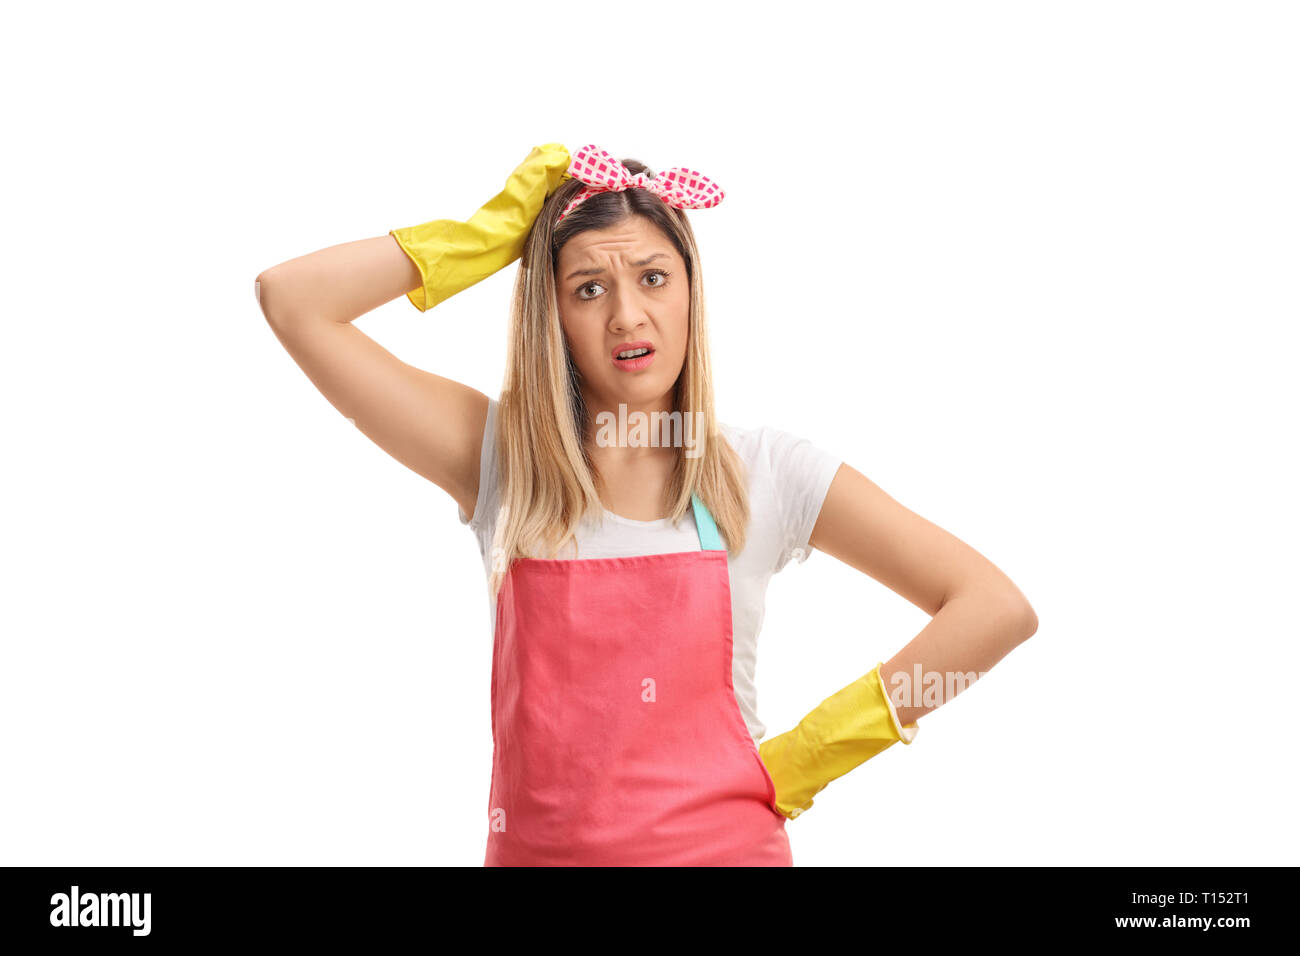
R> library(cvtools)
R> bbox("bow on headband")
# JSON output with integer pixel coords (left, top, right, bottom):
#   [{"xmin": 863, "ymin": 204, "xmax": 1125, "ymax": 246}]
[{"xmin": 556, "ymin": 144, "xmax": 725, "ymax": 224}]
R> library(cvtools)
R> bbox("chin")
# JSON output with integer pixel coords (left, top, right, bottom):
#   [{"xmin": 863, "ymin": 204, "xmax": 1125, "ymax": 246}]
[{"xmin": 620, "ymin": 372, "xmax": 678, "ymax": 397}]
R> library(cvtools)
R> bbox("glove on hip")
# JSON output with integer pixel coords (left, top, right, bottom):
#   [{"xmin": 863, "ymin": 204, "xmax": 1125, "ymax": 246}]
[{"xmin": 758, "ymin": 662, "xmax": 918, "ymax": 820}]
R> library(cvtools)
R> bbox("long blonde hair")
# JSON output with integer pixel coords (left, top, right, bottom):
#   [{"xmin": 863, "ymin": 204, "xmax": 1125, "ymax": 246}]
[{"xmin": 488, "ymin": 154, "xmax": 749, "ymax": 597}]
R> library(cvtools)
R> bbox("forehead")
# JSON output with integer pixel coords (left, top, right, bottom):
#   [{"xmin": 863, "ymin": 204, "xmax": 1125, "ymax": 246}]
[{"xmin": 558, "ymin": 217, "xmax": 677, "ymax": 265}]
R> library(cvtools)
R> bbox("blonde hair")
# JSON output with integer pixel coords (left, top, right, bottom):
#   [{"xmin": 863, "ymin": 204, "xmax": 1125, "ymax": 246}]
[{"xmin": 488, "ymin": 155, "xmax": 749, "ymax": 597}]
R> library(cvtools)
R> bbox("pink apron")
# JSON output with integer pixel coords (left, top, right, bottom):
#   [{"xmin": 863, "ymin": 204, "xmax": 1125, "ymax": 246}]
[{"xmin": 485, "ymin": 494, "xmax": 792, "ymax": 866}]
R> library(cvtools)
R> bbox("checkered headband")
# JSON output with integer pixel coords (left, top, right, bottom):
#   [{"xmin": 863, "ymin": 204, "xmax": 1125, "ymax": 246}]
[{"xmin": 556, "ymin": 144, "xmax": 724, "ymax": 225}]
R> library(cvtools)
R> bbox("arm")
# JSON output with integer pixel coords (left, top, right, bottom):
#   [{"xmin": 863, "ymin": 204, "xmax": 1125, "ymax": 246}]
[
  {"xmin": 254, "ymin": 236, "xmax": 487, "ymax": 521},
  {"xmin": 757, "ymin": 462, "xmax": 1037, "ymax": 820},
  {"xmin": 810, "ymin": 462, "xmax": 1039, "ymax": 725}
]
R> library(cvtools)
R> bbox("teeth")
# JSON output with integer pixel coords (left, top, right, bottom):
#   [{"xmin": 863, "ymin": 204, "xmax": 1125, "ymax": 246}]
[{"xmin": 618, "ymin": 348, "xmax": 650, "ymax": 359}]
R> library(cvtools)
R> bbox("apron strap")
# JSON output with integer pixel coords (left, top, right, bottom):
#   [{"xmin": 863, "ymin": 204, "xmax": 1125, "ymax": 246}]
[{"xmin": 690, "ymin": 493, "xmax": 725, "ymax": 552}]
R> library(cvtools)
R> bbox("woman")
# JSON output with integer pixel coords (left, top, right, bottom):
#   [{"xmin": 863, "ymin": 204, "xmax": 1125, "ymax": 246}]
[{"xmin": 255, "ymin": 143, "xmax": 1038, "ymax": 866}]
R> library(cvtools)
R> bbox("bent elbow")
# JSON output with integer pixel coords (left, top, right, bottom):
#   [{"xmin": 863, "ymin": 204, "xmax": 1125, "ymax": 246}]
[
  {"xmin": 255, "ymin": 268, "xmax": 293, "ymax": 328},
  {"xmin": 254, "ymin": 269, "xmax": 271, "ymax": 312},
  {"xmin": 991, "ymin": 591, "xmax": 1038, "ymax": 645},
  {"xmin": 1018, "ymin": 602, "xmax": 1039, "ymax": 640}
]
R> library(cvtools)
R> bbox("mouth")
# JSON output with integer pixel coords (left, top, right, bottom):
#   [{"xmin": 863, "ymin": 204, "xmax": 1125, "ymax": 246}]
[{"xmin": 611, "ymin": 341, "xmax": 657, "ymax": 371}]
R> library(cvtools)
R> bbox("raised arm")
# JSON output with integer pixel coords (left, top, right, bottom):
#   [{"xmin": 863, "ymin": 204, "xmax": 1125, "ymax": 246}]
[
  {"xmin": 254, "ymin": 235, "xmax": 488, "ymax": 521},
  {"xmin": 254, "ymin": 144, "xmax": 573, "ymax": 520}
]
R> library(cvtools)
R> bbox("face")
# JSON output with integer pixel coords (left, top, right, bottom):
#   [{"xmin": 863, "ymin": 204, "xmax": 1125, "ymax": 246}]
[{"xmin": 555, "ymin": 216, "xmax": 690, "ymax": 418}]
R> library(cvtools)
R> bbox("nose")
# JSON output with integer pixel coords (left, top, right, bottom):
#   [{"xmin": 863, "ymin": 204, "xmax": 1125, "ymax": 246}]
[{"xmin": 606, "ymin": 284, "xmax": 651, "ymax": 335}]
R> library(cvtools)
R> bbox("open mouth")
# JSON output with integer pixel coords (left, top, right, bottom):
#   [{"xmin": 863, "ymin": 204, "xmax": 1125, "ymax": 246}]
[{"xmin": 611, "ymin": 341, "xmax": 657, "ymax": 371}]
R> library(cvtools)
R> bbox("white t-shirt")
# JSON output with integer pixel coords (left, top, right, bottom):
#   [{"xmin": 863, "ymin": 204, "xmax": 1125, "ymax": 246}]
[{"xmin": 457, "ymin": 397, "xmax": 843, "ymax": 744}]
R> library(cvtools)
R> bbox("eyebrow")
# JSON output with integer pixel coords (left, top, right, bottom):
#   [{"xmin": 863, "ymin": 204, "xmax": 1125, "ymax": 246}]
[{"xmin": 563, "ymin": 253, "xmax": 670, "ymax": 282}]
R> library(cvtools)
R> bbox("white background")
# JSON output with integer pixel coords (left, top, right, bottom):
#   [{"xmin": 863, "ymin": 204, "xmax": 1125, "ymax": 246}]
[{"xmin": 3, "ymin": 0, "xmax": 1296, "ymax": 867}]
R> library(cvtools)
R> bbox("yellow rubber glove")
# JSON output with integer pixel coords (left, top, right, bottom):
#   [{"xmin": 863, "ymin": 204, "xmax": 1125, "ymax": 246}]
[
  {"xmin": 389, "ymin": 143, "xmax": 573, "ymax": 312},
  {"xmin": 758, "ymin": 662, "xmax": 918, "ymax": 820}
]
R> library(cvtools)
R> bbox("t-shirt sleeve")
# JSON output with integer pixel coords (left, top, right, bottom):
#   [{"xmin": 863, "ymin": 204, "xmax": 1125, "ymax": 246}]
[
  {"xmin": 763, "ymin": 425, "xmax": 843, "ymax": 572},
  {"xmin": 458, "ymin": 396, "xmax": 499, "ymax": 532}
]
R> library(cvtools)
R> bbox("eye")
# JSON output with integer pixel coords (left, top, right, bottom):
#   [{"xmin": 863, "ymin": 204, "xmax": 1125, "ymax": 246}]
[{"xmin": 576, "ymin": 269, "xmax": 672, "ymax": 300}]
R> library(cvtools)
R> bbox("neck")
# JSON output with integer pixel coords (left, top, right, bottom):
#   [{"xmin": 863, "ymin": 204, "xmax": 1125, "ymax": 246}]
[{"xmin": 581, "ymin": 388, "xmax": 681, "ymax": 498}]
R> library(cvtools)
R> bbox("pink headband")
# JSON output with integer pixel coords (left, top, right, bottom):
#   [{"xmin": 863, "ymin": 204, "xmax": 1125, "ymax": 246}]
[{"xmin": 556, "ymin": 144, "xmax": 725, "ymax": 225}]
